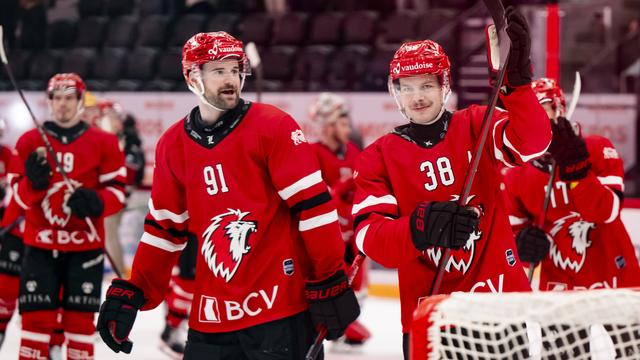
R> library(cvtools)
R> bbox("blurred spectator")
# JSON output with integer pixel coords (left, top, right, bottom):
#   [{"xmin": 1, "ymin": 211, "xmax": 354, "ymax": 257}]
[
  {"xmin": 17, "ymin": 0, "xmax": 47, "ymax": 50},
  {"xmin": 264, "ymin": 0, "xmax": 287, "ymax": 15},
  {"xmin": 0, "ymin": 0, "xmax": 19, "ymax": 48}
]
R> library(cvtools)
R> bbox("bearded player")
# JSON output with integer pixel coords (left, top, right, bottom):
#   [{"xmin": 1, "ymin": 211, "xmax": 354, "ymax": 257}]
[
  {"xmin": 503, "ymin": 77, "xmax": 640, "ymax": 291},
  {"xmin": 97, "ymin": 32, "xmax": 359, "ymax": 360},
  {"xmin": 350, "ymin": 7, "xmax": 551, "ymax": 358},
  {"xmin": 11, "ymin": 73, "xmax": 126, "ymax": 360}
]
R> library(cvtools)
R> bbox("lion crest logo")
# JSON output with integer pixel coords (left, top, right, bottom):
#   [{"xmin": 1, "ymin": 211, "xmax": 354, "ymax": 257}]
[
  {"xmin": 41, "ymin": 180, "xmax": 81, "ymax": 227},
  {"xmin": 549, "ymin": 212, "xmax": 595, "ymax": 273},
  {"xmin": 201, "ymin": 209, "xmax": 257, "ymax": 283}
]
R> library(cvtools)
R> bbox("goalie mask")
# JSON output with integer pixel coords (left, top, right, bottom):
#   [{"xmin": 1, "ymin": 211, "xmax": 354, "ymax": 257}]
[
  {"xmin": 182, "ymin": 32, "xmax": 251, "ymax": 111},
  {"xmin": 388, "ymin": 40, "xmax": 451, "ymax": 122},
  {"xmin": 531, "ymin": 77, "xmax": 566, "ymax": 117},
  {"xmin": 309, "ymin": 92, "xmax": 350, "ymax": 126}
]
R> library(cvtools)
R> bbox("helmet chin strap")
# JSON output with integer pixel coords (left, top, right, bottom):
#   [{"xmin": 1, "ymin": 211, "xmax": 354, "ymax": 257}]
[{"xmin": 187, "ymin": 69, "xmax": 246, "ymax": 113}]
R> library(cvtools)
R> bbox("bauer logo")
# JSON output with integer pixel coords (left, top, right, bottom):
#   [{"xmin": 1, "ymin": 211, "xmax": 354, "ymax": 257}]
[
  {"xmin": 283, "ymin": 258, "xmax": 294, "ymax": 276},
  {"xmin": 199, "ymin": 295, "xmax": 221, "ymax": 323},
  {"xmin": 505, "ymin": 249, "xmax": 516, "ymax": 266}
]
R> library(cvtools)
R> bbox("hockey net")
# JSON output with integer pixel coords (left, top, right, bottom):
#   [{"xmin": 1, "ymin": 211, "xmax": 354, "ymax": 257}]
[{"xmin": 410, "ymin": 289, "xmax": 640, "ymax": 360}]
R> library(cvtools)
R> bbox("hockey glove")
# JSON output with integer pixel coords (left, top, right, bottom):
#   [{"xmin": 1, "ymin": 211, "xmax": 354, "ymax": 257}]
[
  {"xmin": 97, "ymin": 279, "xmax": 146, "ymax": 354},
  {"xmin": 410, "ymin": 201, "xmax": 479, "ymax": 251},
  {"xmin": 67, "ymin": 188, "xmax": 104, "ymax": 218},
  {"xmin": 515, "ymin": 226, "xmax": 550, "ymax": 264},
  {"xmin": 305, "ymin": 270, "xmax": 360, "ymax": 340},
  {"xmin": 548, "ymin": 117, "xmax": 591, "ymax": 181},
  {"xmin": 25, "ymin": 151, "xmax": 51, "ymax": 190},
  {"xmin": 505, "ymin": 6, "xmax": 532, "ymax": 87}
]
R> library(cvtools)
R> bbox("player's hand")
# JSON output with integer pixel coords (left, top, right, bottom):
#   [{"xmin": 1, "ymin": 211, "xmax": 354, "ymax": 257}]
[
  {"xmin": 97, "ymin": 279, "xmax": 146, "ymax": 354},
  {"xmin": 410, "ymin": 201, "xmax": 479, "ymax": 251},
  {"xmin": 305, "ymin": 269, "xmax": 360, "ymax": 340},
  {"xmin": 505, "ymin": 6, "xmax": 532, "ymax": 87},
  {"xmin": 67, "ymin": 188, "xmax": 104, "ymax": 218},
  {"xmin": 25, "ymin": 151, "xmax": 51, "ymax": 190},
  {"xmin": 548, "ymin": 117, "xmax": 591, "ymax": 181},
  {"xmin": 515, "ymin": 226, "xmax": 550, "ymax": 263}
]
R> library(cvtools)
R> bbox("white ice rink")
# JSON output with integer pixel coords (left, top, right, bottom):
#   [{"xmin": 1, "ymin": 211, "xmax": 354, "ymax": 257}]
[{"xmin": 0, "ymin": 287, "xmax": 404, "ymax": 360}]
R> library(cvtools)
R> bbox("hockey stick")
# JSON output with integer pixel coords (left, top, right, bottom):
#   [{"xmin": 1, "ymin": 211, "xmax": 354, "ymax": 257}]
[
  {"xmin": 0, "ymin": 26, "xmax": 124, "ymax": 278},
  {"xmin": 527, "ymin": 71, "xmax": 581, "ymax": 283},
  {"xmin": 245, "ymin": 42, "xmax": 263, "ymax": 103},
  {"xmin": 428, "ymin": 0, "xmax": 510, "ymax": 297},
  {"xmin": 305, "ymin": 253, "xmax": 366, "ymax": 360}
]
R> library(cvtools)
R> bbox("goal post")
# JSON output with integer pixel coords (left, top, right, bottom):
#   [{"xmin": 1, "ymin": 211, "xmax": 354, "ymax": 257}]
[{"xmin": 410, "ymin": 289, "xmax": 640, "ymax": 359}]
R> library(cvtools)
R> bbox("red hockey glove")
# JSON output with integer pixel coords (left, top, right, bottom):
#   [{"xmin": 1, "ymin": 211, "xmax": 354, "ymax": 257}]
[
  {"xmin": 410, "ymin": 201, "xmax": 479, "ymax": 251},
  {"xmin": 505, "ymin": 6, "xmax": 532, "ymax": 87},
  {"xmin": 305, "ymin": 270, "xmax": 360, "ymax": 340},
  {"xmin": 515, "ymin": 226, "xmax": 550, "ymax": 264},
  {"xmin": 548, "ymin": 117, "xmax": 591, "ymax": 181},
  {"xmin": 25, "ymin": 151, "xmax": 51, "ymax": 190},
  {"xmin": 97, "ymin": 279, "xmax": 146, "ymax": 354},
  {"xmin": 67, "ymin": 188, "xmax": 104, "ymax": 218}
]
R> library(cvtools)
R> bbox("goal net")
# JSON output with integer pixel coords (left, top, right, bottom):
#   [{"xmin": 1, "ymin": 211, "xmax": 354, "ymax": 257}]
[{"xmin": 410, "ymin": 289, "xmax": 640, "ymax": 360}]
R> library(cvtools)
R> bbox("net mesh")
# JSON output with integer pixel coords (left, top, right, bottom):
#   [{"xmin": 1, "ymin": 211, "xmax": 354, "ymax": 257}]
[{"xmin": 411, "ymin": 289, "xmax": 640, "ymax": 360}]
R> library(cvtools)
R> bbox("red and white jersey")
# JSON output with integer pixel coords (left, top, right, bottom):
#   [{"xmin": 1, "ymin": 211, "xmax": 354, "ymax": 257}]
[
  {"xmin": 0, "ymin": 145, "xmax": 12, "ymax": 189},
  {"xmin": 3, "ymin": 150, "xmax": 25, "ymax": 238},
  {"xmin": 311, "ymin": 141, "xmax": 360, "ymax": 240},
  {"xmin": 503, "ymin": 135, "xmax": 640, "ymax": 291},
  {"xmin": 10, "ymin": 121, "xmax": 126, "ymax": 251},
  {"xmin": 353, "ymin": 86, "xmax": 551, "ymax": 333},
  {"xmin": 129, "ymin": 101, "xmax": 346, "ymax": 333}
]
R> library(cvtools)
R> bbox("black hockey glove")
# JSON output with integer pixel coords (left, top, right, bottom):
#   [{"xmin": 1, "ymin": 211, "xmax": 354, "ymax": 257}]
[
  {"xmin": 410, "ymin": 201, "xmax": 479, "ymax": 251},
  {"xmin": 505, "ymin": 6, "xmax": 532, "ymax": 87},
  {"xmin": 548, "ymin": 117, "xmax": 591, "ymax": 181},
  {"xmin": 305, "ymin": 270, "xmax": 360, "ymax": 340},
  {"xmin": 25, "ymin": 151, "xmax": 51, "ymax": 190},
  {"xmin": 67, "ymin": 188, "xmax": 104, "ymax": 218},
  {"xmin": 515, "ymin": 226, "xmax": 550, "ymax": 264},
  {"xmin": 97, "ymin": 279, "xmax": 146, "ymax": 354}
]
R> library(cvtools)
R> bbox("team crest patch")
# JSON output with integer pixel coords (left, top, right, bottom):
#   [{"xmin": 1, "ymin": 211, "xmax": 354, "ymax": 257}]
[
  {"xmin": 505, "ymin": 249, "xmax": 516, "ymax": 267},
  {"xmin": 201, "ymin": 209, "xmax": 258, "ymax": 283},
  {"xmin": 42, "ymin": 179, "xmax": 82, "ymax": 227},
  {"xmin": 291, "ymin": 129, "xmax": 307, "ymax": 145},
  {"xmin": 283, "ymin": 259, "xmax": 294, "ymax": 276}
]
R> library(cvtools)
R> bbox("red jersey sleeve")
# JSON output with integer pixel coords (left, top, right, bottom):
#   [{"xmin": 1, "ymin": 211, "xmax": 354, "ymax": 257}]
[
  {"xmin": 11, "ymin": 133, "xmax": 47, "ymax": 209},
  {"xmin": 129, "ymin": 129, "xmax": 188, "ymax": 310},
  {"xmin": 96, "ymin": 133, "xmax": 126, "ymax": 217},
  {"xmin": 265, "ymin": 114, "xmax": 345, "ymax": 281},
  {"xmin": 492, "ymin": 86, "xmax": 552, "ymax": 167},
  {"xmin": 351, "ymin": 142, "xmax": 420, "ymax": 268},
  {"xmin": 502, "ymin": 167, "xmax": 535, "ymax": 232},
  {"xmin": 569, "ymin": 136, "xmax": 624, "ymax": 224}
]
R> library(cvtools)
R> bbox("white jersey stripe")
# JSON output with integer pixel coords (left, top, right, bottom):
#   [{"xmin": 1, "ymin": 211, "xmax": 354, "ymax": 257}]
[
  {"xmin": 502, "ymin": 126, "xmax": 551, "ymax": 163},
  {"xmin": 509, "ymin": 215, "xmax": 528, "ymax": 226},
  {"xmin": 148, "ymin": 199, "xmax": 189, "ymax": 223},
  {"xmin": 141, "ymin": 232, "xmax": 187, "ymax": 252},
  {"xmin": 598, "ymin": 175, "xmax": 624, "ymax": 190},
  {"xmin": 299, "ymin": 210, "xmax": 338, "ymax": 232},
  {"xmin": 99, "ymin": 166, "xmax": 127, "ymax": 183},
  {"xmin": 12, "ymin": 183, "xmax": 29, "ymax": 210},
  {"xmin": 604, "ymin": 187, "xmax": 620, "ymax": 224},
  {"xmin": 355, "ymin": 224, "xmax": 370, "ymax": 255},
  {"xmin": 352, "ymin": 194, "xmax": 398, "ymax": 215},
  {"xmin": 277, "ymin": 170, "xmax": 323, "ymax": 200},
  {"xmin": 22, "ymin": 330, "xmax": 50, "ymax": 343},
  {"xmin": 106, "ymin": 186, "xmax": 126, "ymax": 204},
  {"xmin": 65, "ymin": 332, "xmax": 95, "ymax": 344}
]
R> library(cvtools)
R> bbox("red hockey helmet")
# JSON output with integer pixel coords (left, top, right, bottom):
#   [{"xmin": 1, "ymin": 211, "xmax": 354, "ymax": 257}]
[
  {"xmin": 47, "ymin": 73, "xmax": 86, "ymax": 100},
  {"xmin": 181, "ymin": 31, "xmax": 250, "ymax": 82},
  {"xmin": 531, "ymin": 77, "xmax": 566, "ymax": 112},
  {"xmin": 389, "ymin": 40, "xmax": 451, "ymax": 83}
]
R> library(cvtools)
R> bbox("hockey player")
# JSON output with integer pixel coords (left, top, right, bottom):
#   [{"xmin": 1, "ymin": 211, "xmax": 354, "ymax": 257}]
[
  {"xmin": 350, "ymin": 7, "xmax": 550, "ymax": 359},
  {"xmin": 309, "ymin": 93, "xmax": 370, "ymax": 348},
  {"xmin": 12, "ymin": 73, "xmax": 126, "ymax": 360},
  {"xmin": 97, "ymin": 32, "xmax": 359, "ymax": 359},
  {"xmin": 503, "ymin": 77, "xmax": 640, "ymax": 291}
]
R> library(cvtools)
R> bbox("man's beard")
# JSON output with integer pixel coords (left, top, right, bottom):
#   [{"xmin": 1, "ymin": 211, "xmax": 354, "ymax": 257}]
[{"xmin": 205, "ymin": 86, "xmax": 239, "ymax": 110}]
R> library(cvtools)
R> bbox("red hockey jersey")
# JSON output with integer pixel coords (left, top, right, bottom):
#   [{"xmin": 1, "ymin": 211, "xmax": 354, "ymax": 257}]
[
  {"xmin": 311, "ymin": 142, "xmax": 360, "ymax": 240},
  {"xmin": 128, "ymin": 101, "xmax": 346, "ymax": 333},
  {"xmin": 3, "ymin": 150, "xmax": 25, "ymax": 238},
  {"xmin": 10, "ymin": 122, "xmax": 126, "ymax": 251},
  {"xmin": 503, "ymin": 135, "xmax": 640, "ymax": 291},
  {"xmin": 353, "ymin": 86, "xmax": 550, "ymax": 333},
  {"xmin": 0, "ymin": 145, "xmax": 12, "ymax": 190}
]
